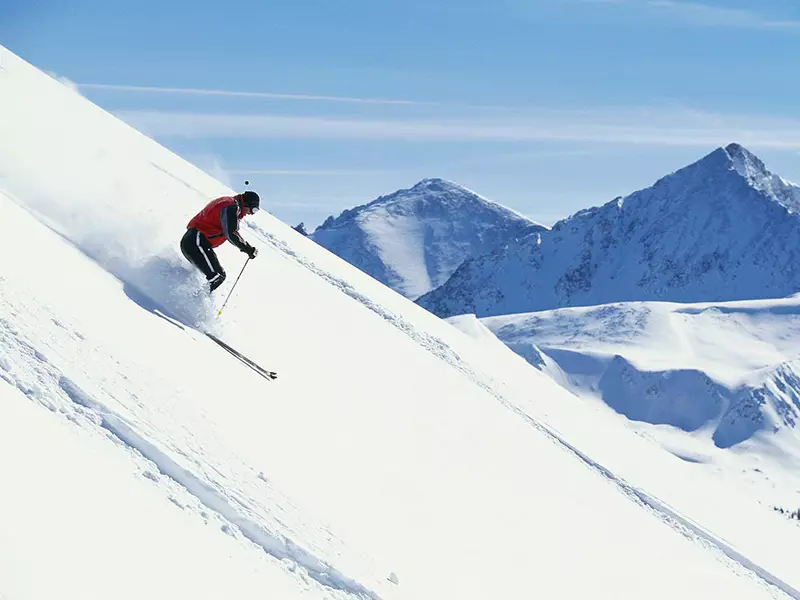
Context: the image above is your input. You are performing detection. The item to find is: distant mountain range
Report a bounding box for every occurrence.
[309,146,800,450]
[476,298,800,450]
[310,178,544,299]
[418,144,800,317]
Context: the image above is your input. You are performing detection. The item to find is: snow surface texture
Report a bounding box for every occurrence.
[418,143,800,317]
[311,179,543,300]
[479,298,800,450]
[2,45,800,599]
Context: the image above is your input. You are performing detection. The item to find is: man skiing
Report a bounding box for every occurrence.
[181,191,260,292]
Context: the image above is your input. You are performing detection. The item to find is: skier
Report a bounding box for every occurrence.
[181,191,260,292]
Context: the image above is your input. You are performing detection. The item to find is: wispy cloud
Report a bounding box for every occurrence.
[572,0,800,29]
[226,168,390,176]
[116,107,800,150]
[77,83,443,107]
[646,0,800,29]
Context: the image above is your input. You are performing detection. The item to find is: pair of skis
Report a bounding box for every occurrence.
[208,259,278,380]
[205,332,278,381]
[151,309,278,381]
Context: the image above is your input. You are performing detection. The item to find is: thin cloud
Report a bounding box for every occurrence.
[646,0,800,29]
[570,0,800,29]
[266,197,363,209]
[77,83,443,107]
[226,168,391,176]
[116,108,800,150]
[76,83,531,113]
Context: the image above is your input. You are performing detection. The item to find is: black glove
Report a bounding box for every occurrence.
[244,244,258,259]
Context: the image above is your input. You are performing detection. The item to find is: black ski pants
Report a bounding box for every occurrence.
[181,228,225,283]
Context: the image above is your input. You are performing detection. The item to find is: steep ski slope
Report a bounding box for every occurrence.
[311,179,543,300]
[0,380,329,600]
[418,144,800,317]
[0,46,797,599]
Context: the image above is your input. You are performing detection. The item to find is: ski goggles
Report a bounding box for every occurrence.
[250,206,260,214]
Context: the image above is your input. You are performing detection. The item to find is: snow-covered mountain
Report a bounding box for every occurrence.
[477,298,800,450]
[4,45,800,600]
[419,144,800,318]
[311,178,543,299]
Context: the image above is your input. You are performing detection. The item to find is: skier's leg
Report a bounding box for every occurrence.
[196,234,226,291]
[181,228,224,286]
[179,229,203,270]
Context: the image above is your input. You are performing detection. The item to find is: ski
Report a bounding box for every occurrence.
[147,309,277,380]
[205,332,278,381]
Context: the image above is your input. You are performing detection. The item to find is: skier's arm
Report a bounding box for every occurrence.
[220,205,251,253]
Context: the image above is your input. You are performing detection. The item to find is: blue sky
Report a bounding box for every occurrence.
[4,0,800,228]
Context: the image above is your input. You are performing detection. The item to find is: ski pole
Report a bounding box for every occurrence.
[218,258,250,316]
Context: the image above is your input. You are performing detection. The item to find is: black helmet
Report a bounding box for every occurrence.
[241,191,260,210]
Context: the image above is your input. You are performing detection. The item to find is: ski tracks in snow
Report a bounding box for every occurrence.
[0,313,384,600]
[61,379,382,600]
[257,226,799,600]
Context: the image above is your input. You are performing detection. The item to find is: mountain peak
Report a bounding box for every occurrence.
[724,142,770,181]
[367,177,511,216]
[418,144,800,318]
[690,143,768,181]
[725,142,752,157]
[406,177,474,196]
[314,178,487,233]
[692,143,800,211]
[415,177,448,186]
[311,178,542,299]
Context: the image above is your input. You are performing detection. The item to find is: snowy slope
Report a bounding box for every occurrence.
[2,45,799,600]
[418,144,800,317]
[311,178,543,299]
[479,298,800,449]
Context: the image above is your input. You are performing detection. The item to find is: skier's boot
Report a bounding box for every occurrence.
[208,272,226,293]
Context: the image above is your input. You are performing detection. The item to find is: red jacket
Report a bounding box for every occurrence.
[187,196,243,248]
